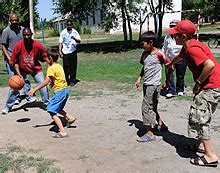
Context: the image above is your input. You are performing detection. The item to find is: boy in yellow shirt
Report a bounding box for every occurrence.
[30,48,76,138]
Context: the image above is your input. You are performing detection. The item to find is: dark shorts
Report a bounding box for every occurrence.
[47,88,69,114]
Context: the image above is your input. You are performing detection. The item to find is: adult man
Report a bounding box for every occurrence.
[166,20,220,167]
[59,19,81,86]
[162,19,186,98]
[10,27,49,109]
[1,13,34,114]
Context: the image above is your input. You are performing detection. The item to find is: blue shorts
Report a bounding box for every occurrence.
[47,88,69,114]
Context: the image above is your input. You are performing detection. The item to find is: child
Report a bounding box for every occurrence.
[135,31,169,142]
[29,48,76,138]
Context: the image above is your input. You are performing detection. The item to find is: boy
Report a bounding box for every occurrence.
[135,31,169,142]
[29,48,76,138]
[166,20,219,167]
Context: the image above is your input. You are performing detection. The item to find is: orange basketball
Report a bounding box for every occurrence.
[8,75,25,90]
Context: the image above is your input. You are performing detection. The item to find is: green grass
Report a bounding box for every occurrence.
[0,144,62,173]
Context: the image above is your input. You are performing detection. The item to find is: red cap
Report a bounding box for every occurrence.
[166,20,196,36]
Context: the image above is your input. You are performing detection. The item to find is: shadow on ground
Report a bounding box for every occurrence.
[128,119,199,159]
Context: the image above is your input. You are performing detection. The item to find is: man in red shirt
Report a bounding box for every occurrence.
[166,20,220,167]
[10,27,49,109]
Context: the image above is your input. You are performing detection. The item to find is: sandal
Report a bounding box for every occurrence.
[157,123,168,132]
[183,144,205,153]
[52,132,68,138]
[137,134,156,142]
[190,156,218,167]
[67,117,77,127]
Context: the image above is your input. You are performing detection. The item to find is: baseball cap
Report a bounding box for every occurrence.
[169,19,179,26]
[166,20,196,36]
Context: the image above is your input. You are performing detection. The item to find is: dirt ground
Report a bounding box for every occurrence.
[0,82,220,173]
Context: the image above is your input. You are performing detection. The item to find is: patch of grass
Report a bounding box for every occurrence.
[0,144,62,173]
[77,155,89,161]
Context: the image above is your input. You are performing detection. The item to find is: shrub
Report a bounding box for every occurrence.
[83,27,91,34]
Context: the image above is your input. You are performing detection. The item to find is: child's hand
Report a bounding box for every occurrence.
[49,81,54,88]
[161,80,169,89]
[135,78,141,88]
[29,89,36,96]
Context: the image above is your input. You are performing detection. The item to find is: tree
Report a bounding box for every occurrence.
[52,0,98,24]
[148,0,174,45]
[0,0,39,27]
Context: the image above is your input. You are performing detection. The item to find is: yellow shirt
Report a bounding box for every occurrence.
[47,63,68,92]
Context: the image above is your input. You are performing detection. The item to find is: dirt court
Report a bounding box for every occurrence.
[0,82,220,173]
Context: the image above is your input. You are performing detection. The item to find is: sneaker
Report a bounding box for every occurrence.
[14,99,21,105]
[2,108,9,115]
[26,97,36,103]
[177,92,184,96]
[166,93,174,98]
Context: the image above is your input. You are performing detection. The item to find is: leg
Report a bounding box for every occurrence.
[69,51,78,84]
[165,67,176,97]
[175,60,187,94]
[32,72,49,106]
[63,54,70,85]
[189,89,220,165]
[58,110,76,127]
[141,85,157,137]
[50,113,66,135]
[3,61,20,113]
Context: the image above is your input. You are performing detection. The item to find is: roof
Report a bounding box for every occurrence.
[52,13,71,23]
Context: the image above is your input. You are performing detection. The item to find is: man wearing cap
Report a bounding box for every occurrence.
[166,20,220,167]
[162,19,186,98]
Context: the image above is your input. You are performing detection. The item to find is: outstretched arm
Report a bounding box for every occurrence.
[29,76,50,96]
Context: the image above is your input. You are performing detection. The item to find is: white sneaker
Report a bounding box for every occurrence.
[177,92,184,96]
[166,93,174,98]
[14,99,21,105]
[2,108,9,115]
[26,97,36,103]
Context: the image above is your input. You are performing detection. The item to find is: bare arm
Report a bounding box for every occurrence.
[165,55,183,69]
[2,44,11,62]
[71,36,81,43]
[29,76,50,96]
[193,59,215,94]
[135,67,144,88]
[59,43,63,58]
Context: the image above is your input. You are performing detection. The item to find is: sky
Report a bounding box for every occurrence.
[36,0,57,20]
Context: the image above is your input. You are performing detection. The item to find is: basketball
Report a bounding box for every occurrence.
[8,75,25,90]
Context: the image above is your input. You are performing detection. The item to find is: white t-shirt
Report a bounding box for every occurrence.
[162,35,182,61]
[59,28,81,54]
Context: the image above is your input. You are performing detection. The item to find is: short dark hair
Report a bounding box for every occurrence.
[47,48,59,62]
[66,19,73,25]
[140,31,157,46]
[23,27,33,34]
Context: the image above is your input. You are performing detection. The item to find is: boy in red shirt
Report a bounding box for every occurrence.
[166,20,220,167]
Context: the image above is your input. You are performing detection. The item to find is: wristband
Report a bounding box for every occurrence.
[196,79,202,85]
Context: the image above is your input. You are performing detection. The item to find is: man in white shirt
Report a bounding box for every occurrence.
[162,20,187,98]
[59,19,81,86]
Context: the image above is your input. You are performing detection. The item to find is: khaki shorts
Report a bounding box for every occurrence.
[141,85,160,127]
[188,88,220,140]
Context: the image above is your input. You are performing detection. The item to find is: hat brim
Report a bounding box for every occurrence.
[166,28,179,35]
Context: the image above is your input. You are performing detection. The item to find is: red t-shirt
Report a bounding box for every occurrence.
[10,40,47,74]
[179,39,220,88]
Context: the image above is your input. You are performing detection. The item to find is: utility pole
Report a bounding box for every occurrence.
[29,0,34,38]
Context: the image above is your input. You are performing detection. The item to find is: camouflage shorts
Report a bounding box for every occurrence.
[141,85,160,127]
[188,88,220,140]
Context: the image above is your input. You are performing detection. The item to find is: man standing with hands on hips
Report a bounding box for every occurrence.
[59,19,81,86]
[166,20,220,167]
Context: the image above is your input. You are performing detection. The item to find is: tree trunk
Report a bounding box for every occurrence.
[121,6,128,43]
[125,6,132,46]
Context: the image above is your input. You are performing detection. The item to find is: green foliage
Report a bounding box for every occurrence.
[48,28,60,37]
[0,23,7,34]
[83,26,91,34]
[0,0,39,27]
